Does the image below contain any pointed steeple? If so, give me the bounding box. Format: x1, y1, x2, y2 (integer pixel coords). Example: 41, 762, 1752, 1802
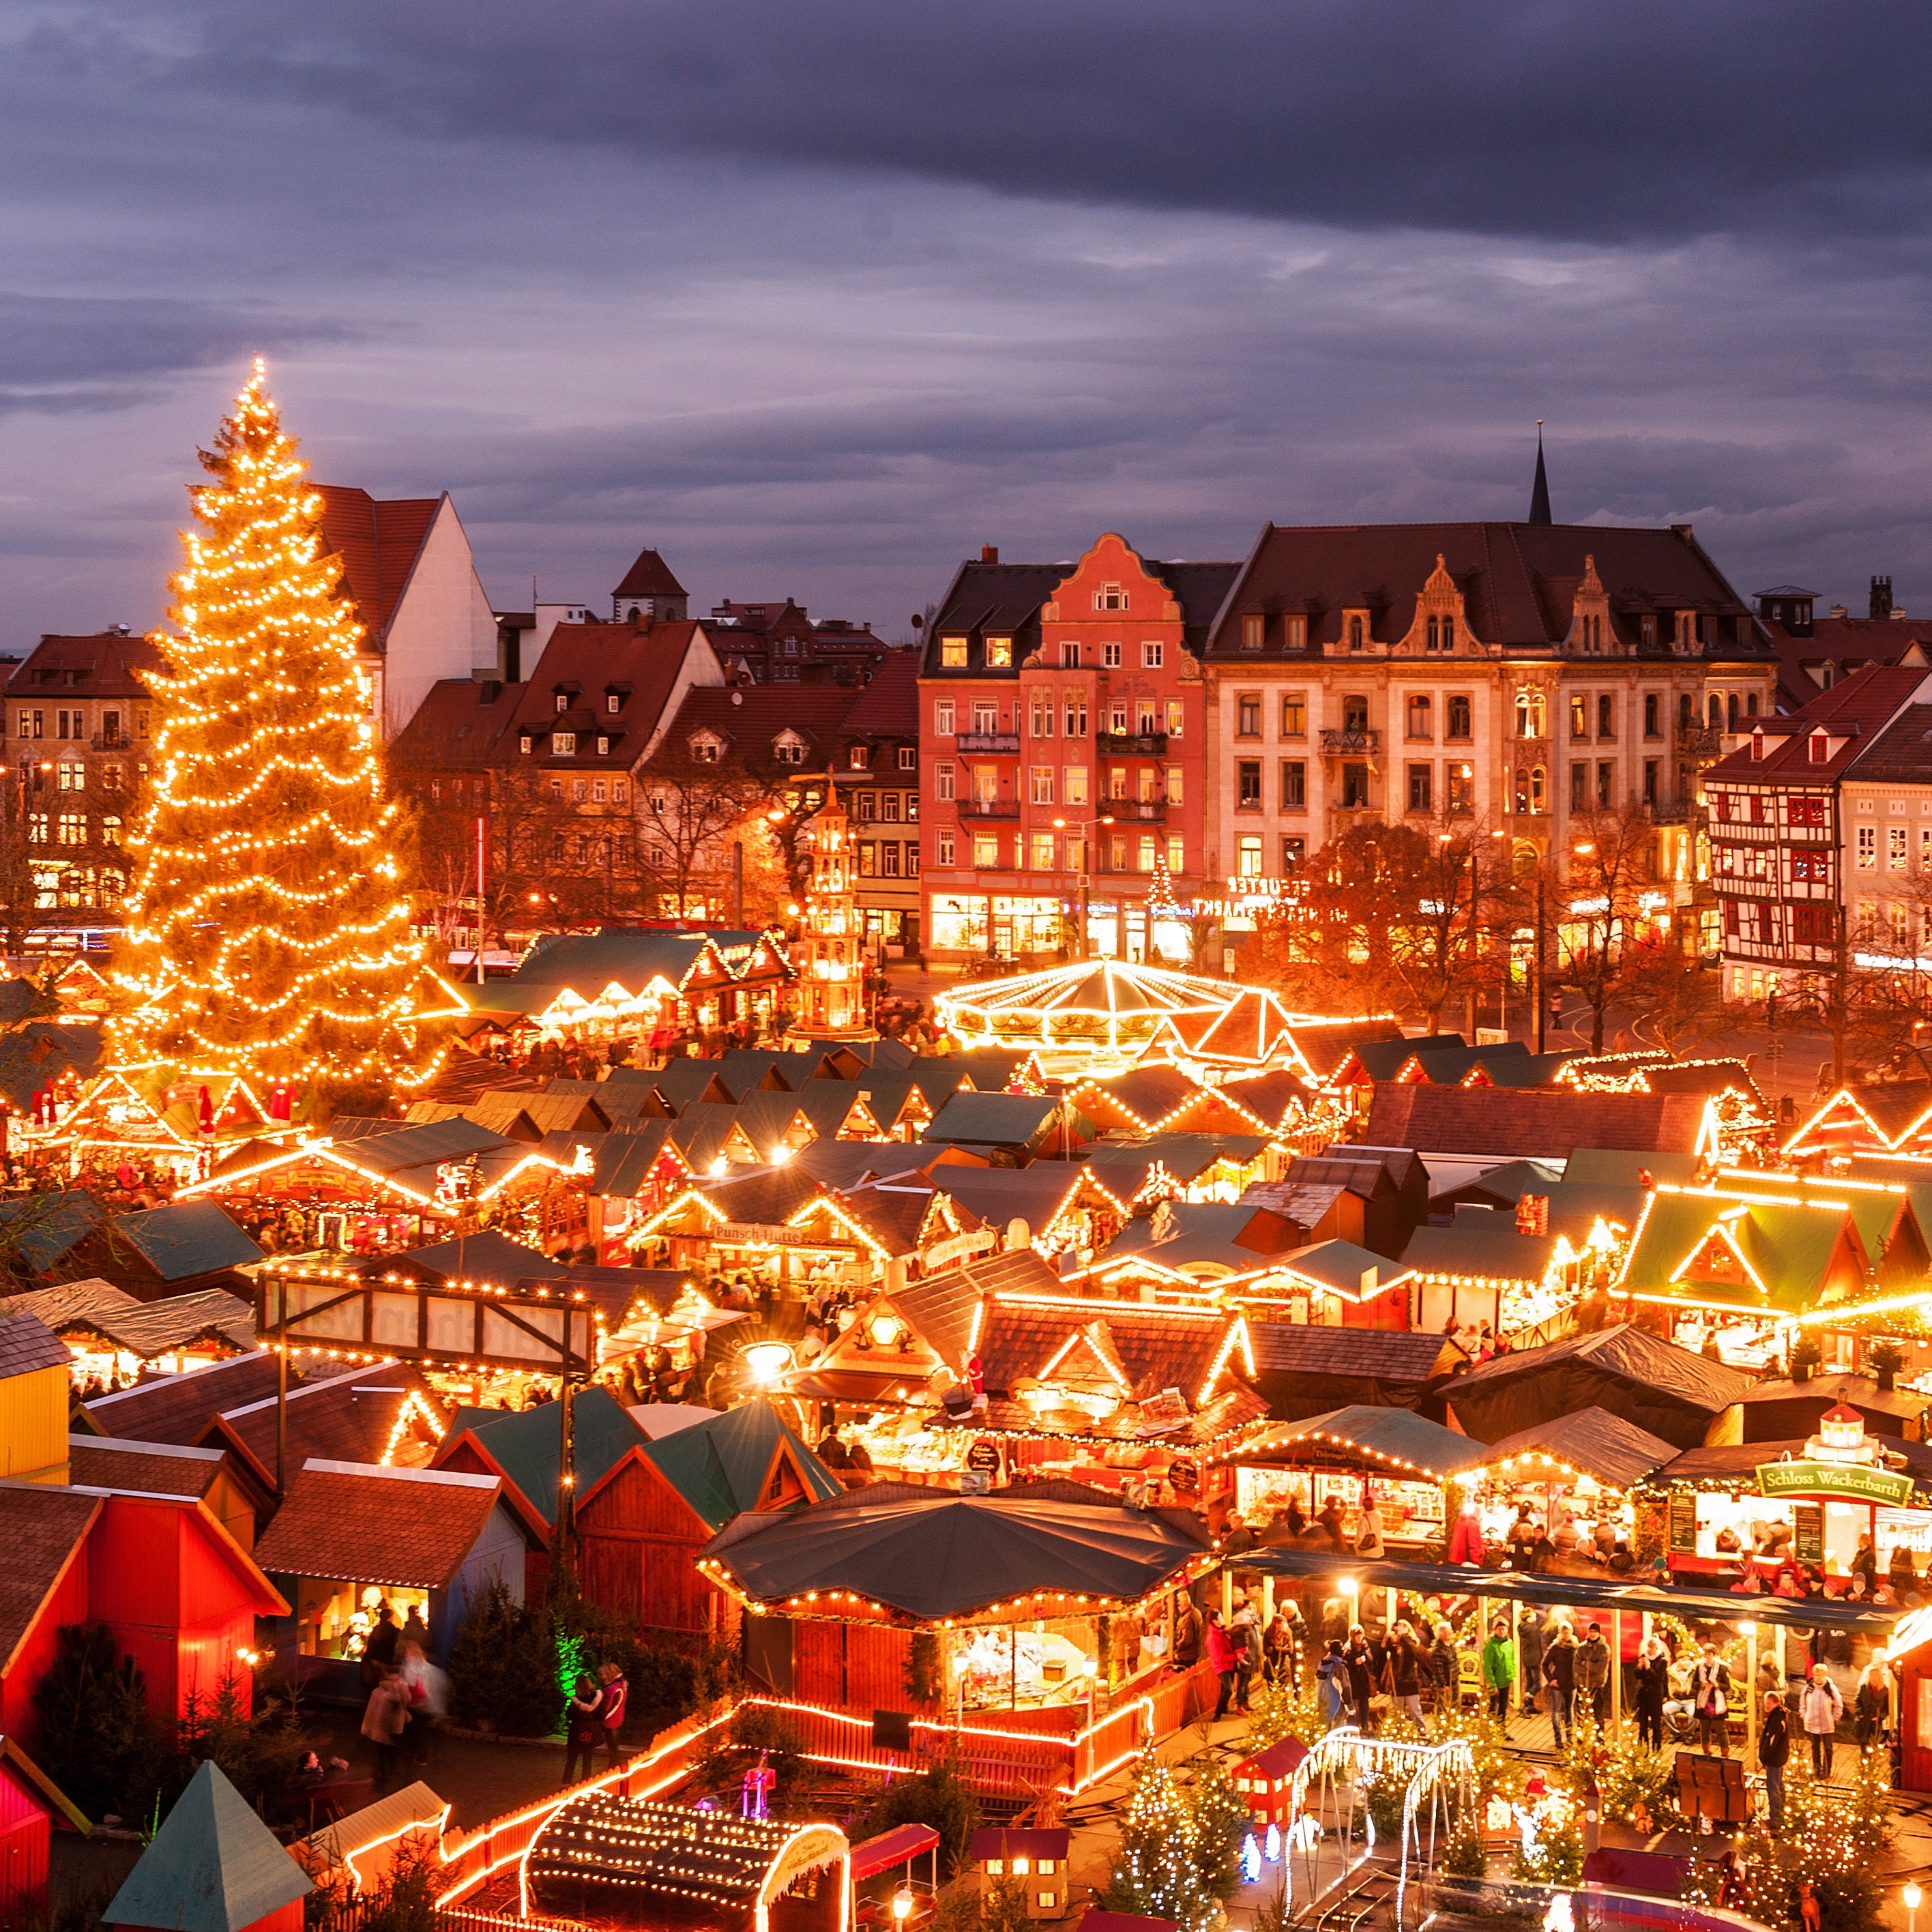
1528, 421, 1552, 525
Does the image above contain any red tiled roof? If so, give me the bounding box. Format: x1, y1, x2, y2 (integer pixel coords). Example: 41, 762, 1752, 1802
0, 1486, 100, 1669
838, 650, 920, 735
1765, 615, 1932, 712
84, 1352, 349, 1444
0, 1312, 68, 1380
1706, 664, 1932, 783
976, 1302, 1240, 1403
312, 487, 442, 643
211, 1366, 444, 1487
612, 547, 688, 600
649, 684, 862, 769
391, 678, 527, 770
1364, 1083, 1705, 1156
5, 631, 165, 699
496, 619, 708, 767
250, 1461, 501, 1588
69, 1438, 224, 1499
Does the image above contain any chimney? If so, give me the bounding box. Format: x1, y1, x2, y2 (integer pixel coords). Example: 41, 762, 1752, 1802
479, 679, 501, 705
1829, 604, 1849, 619
1871, 575, 1894, 620
980, 544, 999, 565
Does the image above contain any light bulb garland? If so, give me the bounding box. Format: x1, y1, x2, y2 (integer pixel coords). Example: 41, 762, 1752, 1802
108, 360, 446, 1092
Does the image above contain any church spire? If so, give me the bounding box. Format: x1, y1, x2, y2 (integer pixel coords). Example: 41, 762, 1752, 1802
1528, 420, 1552, 525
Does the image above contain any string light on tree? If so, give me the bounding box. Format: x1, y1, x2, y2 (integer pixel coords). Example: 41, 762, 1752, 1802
110, 361, 455, 1096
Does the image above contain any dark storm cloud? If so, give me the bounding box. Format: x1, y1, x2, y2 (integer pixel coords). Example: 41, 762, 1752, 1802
82, 0, 1932, 245
0, 290, 342, 415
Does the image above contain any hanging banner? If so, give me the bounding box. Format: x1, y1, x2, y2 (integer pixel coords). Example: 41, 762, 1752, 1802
1757, 1461, 1914, 1507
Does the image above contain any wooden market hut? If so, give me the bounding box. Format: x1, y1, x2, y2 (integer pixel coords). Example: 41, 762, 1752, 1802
1476, 1407, 1678, 1566
3, 1278, 255, 1384
0, 1736, 87, 1918
0, 1311, 74, 1482
69, 1438, 260, 1551
1242, 1323, 1465, 1424
104, 1761, 310, 1932
702, 1480, 1213, 1716
251, 1459, 538, 1692
85, 1201, 264, 1302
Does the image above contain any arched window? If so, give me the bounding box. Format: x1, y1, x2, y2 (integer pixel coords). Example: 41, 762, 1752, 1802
1709, 694, 1723, 729
1514, 769, 1530, 814
1426, 617, 1439, 651
1407, 694, 1433, 738
1727, 692, 1740, 731
1441, 614, 1455, 649
1530, 766, 1546, 809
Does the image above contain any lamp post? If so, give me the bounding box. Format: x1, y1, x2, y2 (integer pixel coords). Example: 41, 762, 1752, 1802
1051, 813, 1115, 958
1904, 1882, 1921, 1932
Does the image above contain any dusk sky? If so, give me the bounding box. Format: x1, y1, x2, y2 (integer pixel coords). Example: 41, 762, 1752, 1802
6, 1, 1932, 645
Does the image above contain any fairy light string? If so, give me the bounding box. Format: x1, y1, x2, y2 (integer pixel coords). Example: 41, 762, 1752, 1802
108, 360, 446, 1091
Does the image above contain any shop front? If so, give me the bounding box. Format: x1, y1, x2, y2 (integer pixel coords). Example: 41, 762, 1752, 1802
928, 894, 1066, 961
1649, 1405, 1932, 1590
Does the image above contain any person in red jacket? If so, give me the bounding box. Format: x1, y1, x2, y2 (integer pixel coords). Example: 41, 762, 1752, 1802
1446, 1498, 1484, 1566
1208, 1609, 1240, 1721
597, 1660, 628, 1769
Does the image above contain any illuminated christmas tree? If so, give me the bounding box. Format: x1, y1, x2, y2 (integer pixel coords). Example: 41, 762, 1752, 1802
1102, 1753, 1217, 1932
111, 362, 444, 1094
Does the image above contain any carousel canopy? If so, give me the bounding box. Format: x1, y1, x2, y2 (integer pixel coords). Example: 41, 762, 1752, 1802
704, 1480, 1210, 1621
1478, 1406, 1678, 1491
1235, 1404, 1490, 1480
939, 960, 1237, 1054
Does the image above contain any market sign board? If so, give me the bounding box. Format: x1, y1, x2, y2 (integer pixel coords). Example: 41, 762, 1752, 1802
1757, 1460, 1914, 1508
261, 1272, 597, 1373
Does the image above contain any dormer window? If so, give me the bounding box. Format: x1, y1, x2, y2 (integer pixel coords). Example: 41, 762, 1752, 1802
520, 735, 533, 755
774, 742, 805, 765
606, 692, 621, 714
849, 745, 870, 770
553, 731, 576, 755
1096, 583, 1127, 611
1810, 732, 1829, 763
1348, 616, 1364, 652
1641, 615, 1657, 647
690, 736, 721, 763
596, 735, 610, 756
940, 636, 967, 667
985, 637, 1012, 667
1241, 614, 1264, 651
554, 692, 569, 714
1751, 729, 1766, 761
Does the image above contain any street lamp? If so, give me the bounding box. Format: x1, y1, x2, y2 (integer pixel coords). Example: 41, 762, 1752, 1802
1051, 813, 1115, 958
1904, 1882, 1921, 1932
892, 1886, 916, 1926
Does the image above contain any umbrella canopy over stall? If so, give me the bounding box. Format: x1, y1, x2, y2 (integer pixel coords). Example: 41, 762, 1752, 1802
937, 961, 1235, 1060
701, 1480, 1212, 1624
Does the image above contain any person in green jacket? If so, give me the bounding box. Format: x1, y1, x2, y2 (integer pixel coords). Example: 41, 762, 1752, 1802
1481, 1615, 1517, 1729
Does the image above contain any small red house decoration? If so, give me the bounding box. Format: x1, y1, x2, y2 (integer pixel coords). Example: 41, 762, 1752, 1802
0, 1736, 87, 1918
1231, 1736, 1308, 1828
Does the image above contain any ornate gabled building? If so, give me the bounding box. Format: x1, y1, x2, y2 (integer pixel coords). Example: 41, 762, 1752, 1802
1197, 494, 1776, 913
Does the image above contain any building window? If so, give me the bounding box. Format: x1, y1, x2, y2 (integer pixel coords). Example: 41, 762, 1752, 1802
1241, 614, 1264, 651
595, 736, 609, 755
1097, 583, 1127, 611
971, 833, 999, 866
102, 711, 119, 744
1570, 696, 1588, 740
56, 761, 83, 791
26, 814, 46, 845
1030, 699, 1053, 738
940, 637, 967, 667
571, 778, 588, 803
857, 842, 876, 876
1166, 701, 1184, 737
1747, 692, 1759, 717
1285, 614, 1307, 648
1102, 643, 1122, 668
553, 732, 576, 755
1137, 834, 1156, 871
882, 792, 901, 821
935, 700, 955, 735
775, 741, 805, 765
907, 841, 920, 877
1407, 763, 1433, 812
1064, 696, 1088, 737
100, 815, 122, 847
1446, 695, 1472, 740
937, 830, 955, 865
1282, 761, 1306, 808
1281, 694, 1306, 738
1064, 836, 1085, 871
1406, 694, 1433, 740
555, 693, 569, 714
849, 744, 870, 769
855, 791, 877, 821
898, 746, 916, 770
1341, 762, 1369, 808
1031, 832, 1055, 869
935, 763, 955, 802
102, 764, 121, 791
1597, 695, 1614, 740
606, 692, 621, 714
1281, 835, 1305, 870
1064, 766, 1088, 804
1596, 761, 1613, 806
985, 638, 1012, 667
1137, 701, 1158, 735
1892, 825, 1909, 870
1447, 764, 1474, 815
1570, 763, 1585, 809
56, 813, 83, 847
1238, 834, 1263, 877
1109, 833, 1127, 868
972, 765, 998, 803
1238, 695, 1261, 737
972, 702, 997, 733
136, 709, 149, 739
1348, 616, 1364, 651
1856, 826, 1877, 870
519, 735, 533, 754
1031, 767, 1055, 804
1644, 693, 1660, 737
881, 842, 901, 877
1059, 641, 1080, 667
1238, 761, 1262, 808
1143, 642, 1163, 669
1163, 834, 1181, 873
1794, 904, 1834, 944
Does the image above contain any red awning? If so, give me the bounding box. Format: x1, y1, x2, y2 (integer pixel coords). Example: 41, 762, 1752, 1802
849, 1824, 940, 1880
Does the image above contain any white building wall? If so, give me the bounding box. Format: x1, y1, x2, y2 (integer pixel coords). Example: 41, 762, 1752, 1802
380, 497, 499, 741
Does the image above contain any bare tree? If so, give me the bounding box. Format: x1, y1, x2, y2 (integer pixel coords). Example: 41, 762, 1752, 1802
636, 750, 764, 916
1546, 801, 1665, 1052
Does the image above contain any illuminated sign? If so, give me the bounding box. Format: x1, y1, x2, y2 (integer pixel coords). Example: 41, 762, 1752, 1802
1757, 1460, 1914, 1507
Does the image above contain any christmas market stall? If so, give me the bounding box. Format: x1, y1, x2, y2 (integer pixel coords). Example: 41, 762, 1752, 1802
1444, 1324, 1753, 1452
922, 1164, 1133, 1280
525, 1794, 848, 1932
1081, 1133, 1285, 1212
1471, 1406, 1676, 1570
1241, 1321, 1463, 1425
42, 1065, 275, 1189
251, 1459, 539, 1696
1399, 1203, 1590, 1346
1641, 1403, 1932, 1592
700, 1480, 1215, 1759
1215, 1239, 1416, 1329
0, 1276, 254, 1386
1212, 1405, 1491, 1555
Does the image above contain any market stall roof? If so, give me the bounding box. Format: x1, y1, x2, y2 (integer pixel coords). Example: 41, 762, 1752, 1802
212, 1366, 447, 1486
924, 1091, 1094, 1153
113, 1202, 263, 1284
2, 1278, 254, 1359
252, 1459, 506, 1588
1089, 1202, 1296, 1279
626, 1399, 843, 1532
1445, 1323, 1753, 1451
1244, 1238, 1409, 1302
849, 1824, 940, 1882
1366, 1083, 1708, 1157
1729, 1373, 1927, 1437
0, 1190, 103, 1276
0, 1309, 73, 1380
704, 1480, 1212, 1621
69, 1435, 228, 1501
390, 1229, 564, 1291
1400, 1205, 1557, 1283
1240, 1543, 1903, 1636
439, 1386, 645, 1528
80, 1351, 357, 1445
1229, 1404, 1490, 1480
1244, 1325, 1463, 1422
1478, 1407, 1678, 1491
933, 1161, 1133, 1230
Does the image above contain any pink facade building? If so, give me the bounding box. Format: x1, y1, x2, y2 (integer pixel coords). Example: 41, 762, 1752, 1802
918, 535, 1237, 961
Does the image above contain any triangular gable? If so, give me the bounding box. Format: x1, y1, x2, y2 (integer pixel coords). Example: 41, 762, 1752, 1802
1038, 1323, 1132, 1398
1785, 1085, 1932, 1156
810, 1291, 959, 1382
432, 1429, 553, 1547
755, 1436, 817, 1512
1673, 1224, 1759, 1290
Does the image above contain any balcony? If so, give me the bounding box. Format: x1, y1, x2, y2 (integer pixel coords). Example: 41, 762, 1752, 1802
90, 735, 128, 752
1101, 801, 1168, 823
1649, 803, 1690, 825
956, 731, 1020, 753
1319, 729, 1381, 757
958, 799, 1021, 820
1096, 732, 1167, 755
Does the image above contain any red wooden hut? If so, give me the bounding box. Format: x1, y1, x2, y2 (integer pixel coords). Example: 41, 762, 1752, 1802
0, 1736, 88, 1918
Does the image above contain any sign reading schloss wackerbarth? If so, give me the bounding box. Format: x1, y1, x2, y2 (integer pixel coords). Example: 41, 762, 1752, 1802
1756, 1460, 1915, 1507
